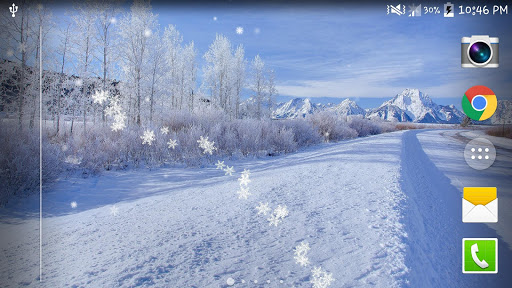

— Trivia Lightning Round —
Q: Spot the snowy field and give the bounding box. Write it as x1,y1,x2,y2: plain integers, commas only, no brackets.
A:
1,129,511,287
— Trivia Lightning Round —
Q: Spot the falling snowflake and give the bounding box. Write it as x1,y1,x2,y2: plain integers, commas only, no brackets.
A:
274,205,289,218
237,186,251,199
213,16,217,21
224,166,235,176
215,160,226,170
110,205,119,216
18,42,27,53
167,138,178,149
104,98,126,132
294,241,311,267
70,201,77,209
74,78,83,87
255,202,271,215
268,214,281,227
197,136,217,155
238,170,251,186
236,26,244,35
144,28,152,37
92,90,108,105
6,49,14,57
226,277,235,286
141,129,155,145
310,266,335,288
161,126,169,135
267,205,289,226
110,17,117,24
254,27,261,34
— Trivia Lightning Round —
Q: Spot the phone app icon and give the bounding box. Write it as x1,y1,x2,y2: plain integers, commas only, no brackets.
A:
462,187,498,223
463,238,497,273
462,85,497,121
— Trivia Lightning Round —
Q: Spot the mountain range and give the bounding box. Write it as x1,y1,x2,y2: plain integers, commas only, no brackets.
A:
272,88,469,124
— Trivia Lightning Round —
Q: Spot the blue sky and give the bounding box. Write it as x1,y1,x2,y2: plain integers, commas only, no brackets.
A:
54,2,512,108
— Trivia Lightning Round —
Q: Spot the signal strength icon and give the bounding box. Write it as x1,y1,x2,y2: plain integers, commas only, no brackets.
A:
408,4,422,17
387,4,406,16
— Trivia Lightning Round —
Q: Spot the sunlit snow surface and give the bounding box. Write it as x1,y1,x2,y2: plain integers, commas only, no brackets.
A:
1,130,511,287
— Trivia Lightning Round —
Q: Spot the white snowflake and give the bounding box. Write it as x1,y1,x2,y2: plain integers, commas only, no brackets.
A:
213,16,217,21
254,27,261,35
241,169,250,178
238,172,251,186
310,267,335,288
224,166,235,176
296,254,310,267
105,99,126,132
237,186,251,199
294,241,311,267
268,214,281,227
144,28,152,37
167,139,178,149
70,201,77,209
255,202,271,215
197,136,217,155
18,42,27,53
141,129,156,145
92,90,108,105
274,205,289,218
6,49,14,57
267,205,289,226
215,160,226,170
236,26,244,35
161,126,169,135
110,17,117,24
74,78,83,87
110,205,119,216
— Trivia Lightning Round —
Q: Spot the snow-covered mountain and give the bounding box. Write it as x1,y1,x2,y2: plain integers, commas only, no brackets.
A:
491,100,512,124
273,98,323,119
272,89,464,123
366,89,464,124
329,99,365,117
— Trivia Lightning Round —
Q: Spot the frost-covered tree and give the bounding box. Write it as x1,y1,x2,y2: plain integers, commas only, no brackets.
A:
251,54,266,119
94,1,121,123
266,69,277,118
118,0,158,126
0,0,32,129
54,22,72,133
232,45,246,118
180,41,197,111
162,24,183,109
203,34,246,117
71,2,97,133
146,25,165,124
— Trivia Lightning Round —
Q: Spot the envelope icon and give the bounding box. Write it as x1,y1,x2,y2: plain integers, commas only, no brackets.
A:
463,187,498,223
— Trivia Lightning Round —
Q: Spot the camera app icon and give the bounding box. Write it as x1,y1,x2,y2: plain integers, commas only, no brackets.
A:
461,35,499,68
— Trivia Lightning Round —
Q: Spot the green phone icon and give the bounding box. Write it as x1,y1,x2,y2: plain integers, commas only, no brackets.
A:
463,238,498,274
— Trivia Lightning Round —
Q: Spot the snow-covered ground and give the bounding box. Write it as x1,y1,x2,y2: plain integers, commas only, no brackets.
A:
1,129,511,287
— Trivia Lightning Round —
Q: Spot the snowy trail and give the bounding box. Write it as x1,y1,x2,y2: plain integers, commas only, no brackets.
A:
399,130,512,287
1,130,511,287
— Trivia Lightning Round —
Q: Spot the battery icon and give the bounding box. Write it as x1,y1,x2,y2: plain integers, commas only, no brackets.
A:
444,2,455,17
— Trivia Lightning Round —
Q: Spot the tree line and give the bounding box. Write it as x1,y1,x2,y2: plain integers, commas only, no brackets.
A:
0,0,277,135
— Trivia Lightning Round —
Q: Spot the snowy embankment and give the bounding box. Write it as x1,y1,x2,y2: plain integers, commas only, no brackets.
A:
1,129,511,287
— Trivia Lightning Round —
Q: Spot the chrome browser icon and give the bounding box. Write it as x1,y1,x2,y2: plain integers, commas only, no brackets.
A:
462,85,497,121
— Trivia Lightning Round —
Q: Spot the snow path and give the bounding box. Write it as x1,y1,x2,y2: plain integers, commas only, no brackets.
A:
1,130,511,287
399,130,512,287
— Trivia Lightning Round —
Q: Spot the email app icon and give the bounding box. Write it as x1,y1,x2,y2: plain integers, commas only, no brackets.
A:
463,187,498,223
